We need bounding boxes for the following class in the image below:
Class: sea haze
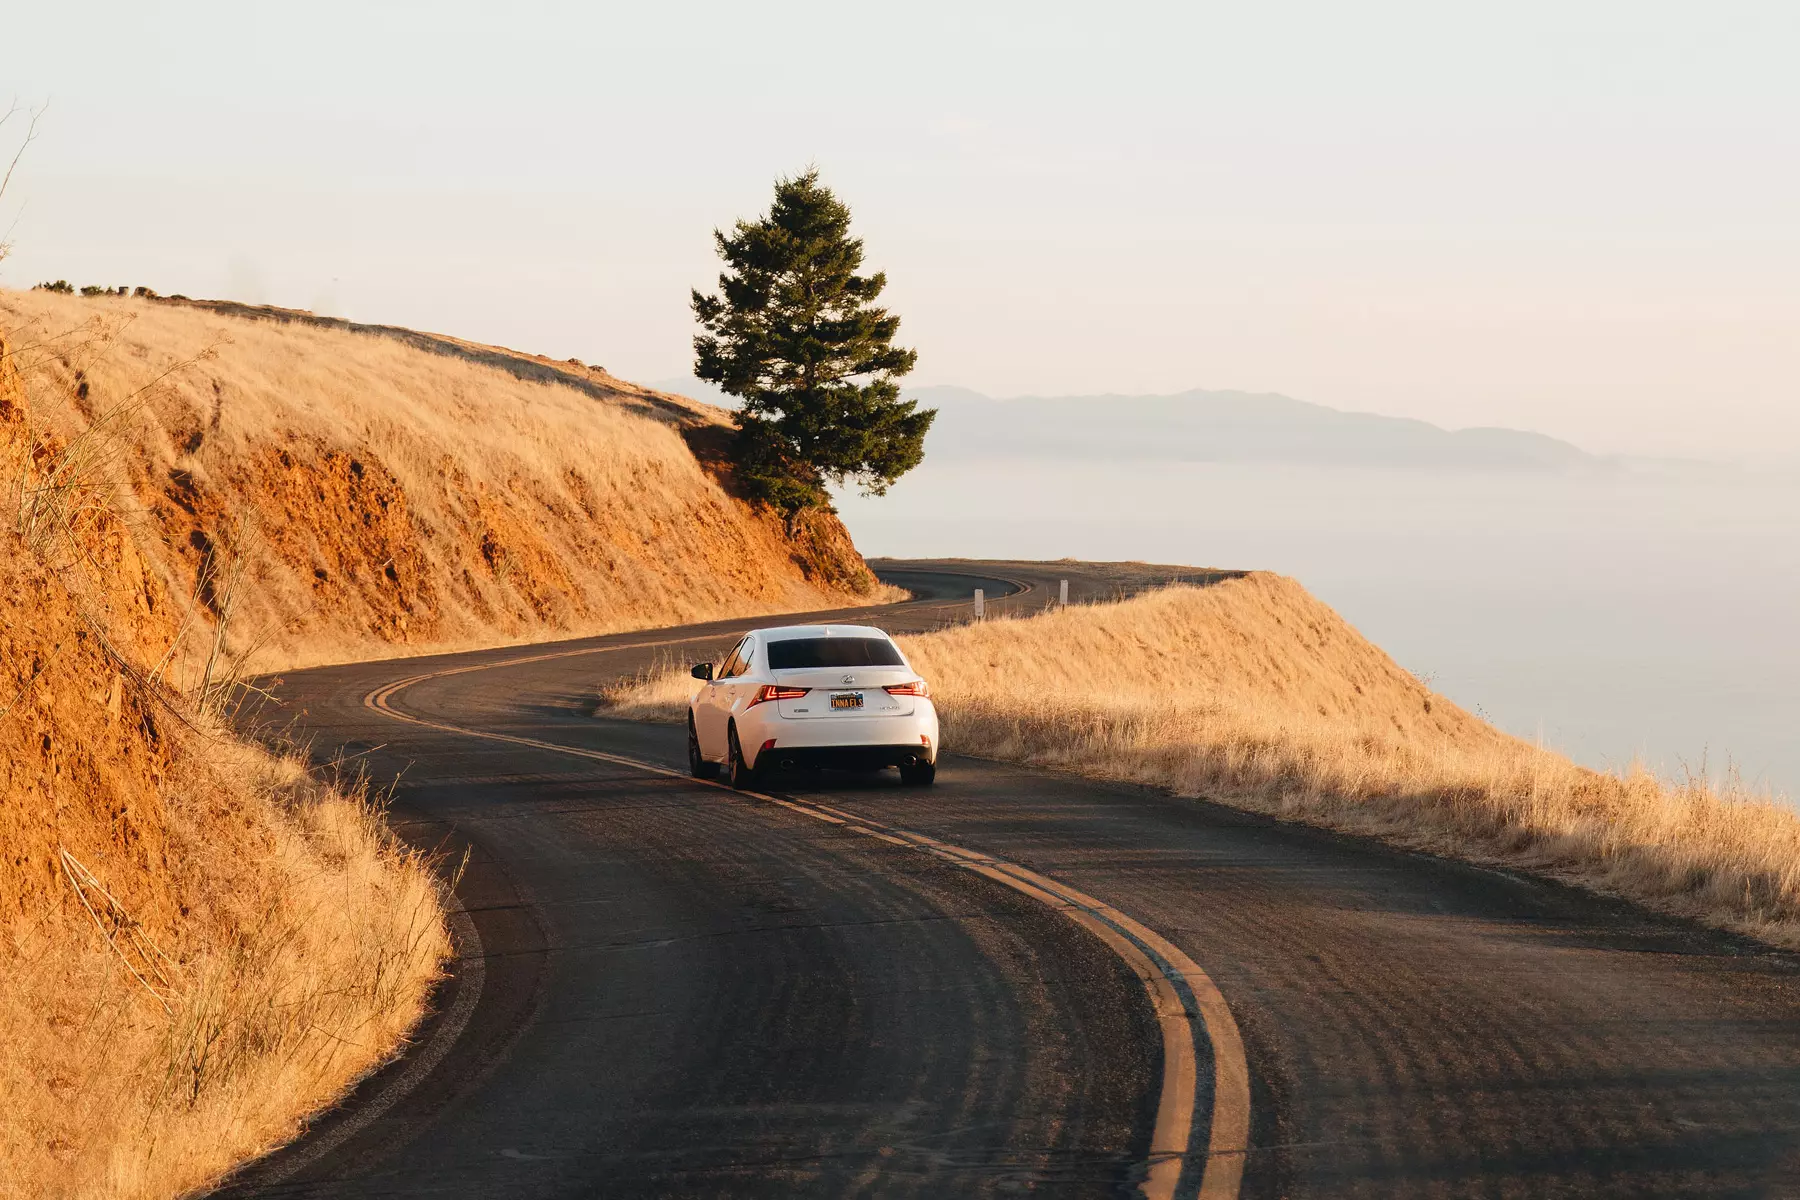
[817,386,1798,801]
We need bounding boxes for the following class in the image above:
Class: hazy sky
[4,2,1796,458]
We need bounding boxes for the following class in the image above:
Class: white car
[687,624,939,788]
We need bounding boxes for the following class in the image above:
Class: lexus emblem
[842,674,856,684]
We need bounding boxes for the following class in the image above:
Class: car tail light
[748,684,809,708]
[884,680,931,698]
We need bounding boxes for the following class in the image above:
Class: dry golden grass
[0,288,888,673]
[597,652,709,721]
[608,575,1800,948]
[2,326,449,1198]
[0,742,449,1200]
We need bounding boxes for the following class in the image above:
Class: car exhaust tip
[780,757,796,769]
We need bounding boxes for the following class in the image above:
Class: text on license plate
[830,692,864,710]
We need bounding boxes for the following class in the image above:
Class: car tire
[726,723,759,790]
[899,761,936,787]
[688,716,719,780]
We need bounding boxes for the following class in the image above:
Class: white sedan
[687,624,939,788]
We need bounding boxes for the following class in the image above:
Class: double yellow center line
[364,644,1250,1200]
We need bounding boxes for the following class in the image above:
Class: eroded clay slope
[0,288,884,671]
[2,321,449,1197]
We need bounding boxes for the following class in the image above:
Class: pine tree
[692,171,934,513]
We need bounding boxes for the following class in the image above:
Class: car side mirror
[691,662,714,681]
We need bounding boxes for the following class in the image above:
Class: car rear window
[767,637,904,670]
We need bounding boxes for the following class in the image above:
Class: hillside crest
[1,289,886,672]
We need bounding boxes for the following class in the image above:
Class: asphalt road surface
[221,561,1800,1199]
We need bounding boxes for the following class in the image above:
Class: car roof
[749,624,894,642]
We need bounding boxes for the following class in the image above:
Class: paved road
[223,562,1800,1199]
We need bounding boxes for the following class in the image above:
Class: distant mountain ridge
[648,377,1597,471]
[908,385,1595,470]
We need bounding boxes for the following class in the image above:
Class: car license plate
[830,692,864,710]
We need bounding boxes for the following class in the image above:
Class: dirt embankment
[0,288,889,673]
[0,327,448,1197]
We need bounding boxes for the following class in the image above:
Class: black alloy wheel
[688,716,719,780]
[726,723,759,790]
[899,760,937,787]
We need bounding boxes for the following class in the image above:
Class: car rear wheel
[726,723,759,790]
[899,761,936,787]
[688,717,719,780]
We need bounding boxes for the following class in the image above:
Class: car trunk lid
[772,666,917,718]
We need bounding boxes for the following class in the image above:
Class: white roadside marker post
[973,588,985,620]
[1060,578,1069,607]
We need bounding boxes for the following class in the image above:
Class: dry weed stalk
[10,321,219,612]
[57,849,180,1013]
[189,518,273,717]
[13,395,140,565]
[0,99,44,262]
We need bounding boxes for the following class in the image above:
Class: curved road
[222,563,1800,1199]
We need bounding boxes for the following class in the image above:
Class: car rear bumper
[736,705,939,770]
[759,743,935,771]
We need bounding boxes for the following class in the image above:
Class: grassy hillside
[0,331,447,1197]
[607,574,1800,949]
[0,288,889,672]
